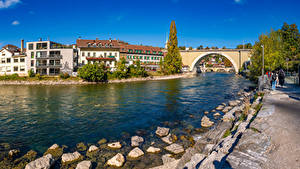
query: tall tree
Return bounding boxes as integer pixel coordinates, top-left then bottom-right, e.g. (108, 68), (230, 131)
(163, 21), (182, 74)
(280, 23), (300, 60)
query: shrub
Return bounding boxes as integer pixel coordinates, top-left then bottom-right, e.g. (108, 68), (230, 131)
(59, 72), (70, 79)
(78, 63), (108, 82)
(36, 73), (43, 80)
(28, 69), (35, 77)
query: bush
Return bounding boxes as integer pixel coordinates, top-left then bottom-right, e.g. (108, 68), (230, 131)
(36, 73), (43, 80)
(28, 69), (35, 77)
(78, 63), (108, 82)
(59, 72), (70, 79)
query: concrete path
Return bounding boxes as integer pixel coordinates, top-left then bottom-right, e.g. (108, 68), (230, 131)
(262, 85), (300, 169)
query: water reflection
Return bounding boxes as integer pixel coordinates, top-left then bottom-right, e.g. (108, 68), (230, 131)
(0, 73), (252, 153)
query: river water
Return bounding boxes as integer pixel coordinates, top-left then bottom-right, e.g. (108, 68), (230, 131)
(0, 73), (253, 154)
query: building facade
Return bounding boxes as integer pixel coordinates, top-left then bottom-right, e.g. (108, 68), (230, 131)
(119, 44), (164, 71)
(76, 39), (122, 70)
(26, 40), (77, 76)
(77, 38), (164, 71)
(0, 44), (27, 76)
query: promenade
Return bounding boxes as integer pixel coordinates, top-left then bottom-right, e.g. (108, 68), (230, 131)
(226, 84), (300, 169)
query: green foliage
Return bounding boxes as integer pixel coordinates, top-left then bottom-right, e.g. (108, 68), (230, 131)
(78, 63), (108, 82)
(249, 23), (300, 80)
(197, 45), (204, 50)
(179, 46), (186, 50)
(59, 72), (70, 79)
(236, 43), (252, 49)
(28, 69), (35, 77)
(112, 57), (129, 79)
(223, 129), (231, 138)
(162, 21), (182, 75)
(128, 60), (148, 78)
(36, 73), (43, 80)
(0, 73), (23, 80)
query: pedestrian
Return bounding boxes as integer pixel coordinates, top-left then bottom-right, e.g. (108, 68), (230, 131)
(271, 71), (277, 90)
(276, 71), (279, 87)
(278, 69), (285, 87)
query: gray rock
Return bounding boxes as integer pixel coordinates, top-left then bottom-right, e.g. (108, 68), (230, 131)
(61, 151), (81, 163)
(25, 154), (54, 169)
(88, 145), (98, 152)
(107, 153), (125, 167)
(165, 143), (184, 154)
(131, 136), (144, 147)
(201, 115), (214, 127)
(216, 105), (224, 111)
(146, 146), (161, 153)
(107, 142), (122, 149)
(76, 160), (92, 169)
(156, 127), (170, 137)
(128, 147), (144, 158)
(48, 144), (59, 150)
(161, 134), (174, 144)
(162, 154), (176, 164)
(8, 149), (20, 157)
(184, 153), (206, 169)
(229, 100), (238, 107)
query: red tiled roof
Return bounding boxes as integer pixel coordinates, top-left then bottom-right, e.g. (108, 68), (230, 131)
(76, 39), (163, 54)
(86, 57), (115, 60)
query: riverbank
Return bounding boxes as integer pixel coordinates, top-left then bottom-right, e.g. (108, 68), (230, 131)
(0, 73), (195, 85)
(0, 86), (257, 169)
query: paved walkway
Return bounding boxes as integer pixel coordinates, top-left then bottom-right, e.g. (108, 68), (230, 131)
(262, 84), (300, 169)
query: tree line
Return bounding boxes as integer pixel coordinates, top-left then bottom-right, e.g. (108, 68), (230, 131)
(247, 22), (300, 81)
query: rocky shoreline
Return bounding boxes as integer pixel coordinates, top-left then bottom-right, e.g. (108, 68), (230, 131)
(0, 73), (195, 86)
(0, 87), (261, 169)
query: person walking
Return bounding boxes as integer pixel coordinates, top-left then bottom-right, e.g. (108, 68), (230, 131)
(278, 69), (285, 87)
(271, 71), (277, 90)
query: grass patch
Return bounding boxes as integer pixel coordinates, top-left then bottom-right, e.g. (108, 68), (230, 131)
(250, 127), (261, 133)
(239, 113), (247, 122)
(222, 129), (231, 138)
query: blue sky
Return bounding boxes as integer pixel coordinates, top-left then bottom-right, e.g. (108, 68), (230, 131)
(0, 0), (299, 48)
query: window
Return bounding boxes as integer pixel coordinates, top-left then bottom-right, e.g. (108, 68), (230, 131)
(104, 53), (107, 57)
(87, 52), (90, 57)
(7, 58), (11, 63)
(109, 53), (112, 56)
(14, 59), (18, 63)
(20, 58), (25, 62)
(1, 59), (5, 63)
(93, 52), (96, 57)
(31, 52), (34, 58)
(14, 66), (18, 72)
(31, 60), (34, 67)
(20, 66), (25, 72)
(140, 56), (142, 59)
(6, 66), (11, 72)
(144, 56), (147, 59)
(28, 44), (33, 50)
(36, 43), (47, 50)
(36, 51), (47, 58)
(115, 53), (117, 57)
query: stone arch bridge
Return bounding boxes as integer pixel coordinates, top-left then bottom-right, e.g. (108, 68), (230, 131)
(180, 49), (252, 73)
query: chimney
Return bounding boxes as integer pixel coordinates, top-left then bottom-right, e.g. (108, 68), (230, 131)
(21, 39), (24, 53)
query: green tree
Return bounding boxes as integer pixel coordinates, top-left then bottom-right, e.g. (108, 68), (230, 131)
(113, 57), (128, 79)
(78, 63), (108, 82)
(179, 46), (186, 50)
(197, 45), (204, 50)
(188, 46), (193, 50)
(163, 21), (182, 74)
(128, 60), (148, 77)
(280, 23), (300, 60)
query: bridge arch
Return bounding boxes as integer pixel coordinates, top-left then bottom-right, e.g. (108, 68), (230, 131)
(190, 52), (239, 73)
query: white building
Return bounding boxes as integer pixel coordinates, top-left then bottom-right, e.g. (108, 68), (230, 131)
(26, 40), (77, 76)
(76, 39), (120, 70)
(0, 43), (27, 76)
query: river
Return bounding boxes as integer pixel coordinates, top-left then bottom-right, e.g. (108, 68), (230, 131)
(0, 73), (253, 154)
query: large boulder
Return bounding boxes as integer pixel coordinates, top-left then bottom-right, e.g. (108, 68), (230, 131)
(25, 154), (54, 169)
(76, 160), (92, 169)
(201, 116), (214, 127)
(165, 143), (184, 154)
(128, 147), (144, 158)
(61, 151), (81, 163)
(48, 144), (59, 150)
(107, 153), (125, 167)
(107, 142), (122, 149)
(161, 134), (174, 144)
(216, 105), (224, 111)
(131, 136), (144, 147)
(155, 127), (170, 137)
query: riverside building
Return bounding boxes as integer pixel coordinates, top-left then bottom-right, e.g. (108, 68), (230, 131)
(0, 41), (27, 76)
(77, 38), (164, 71)
(26, 40), (77, 76)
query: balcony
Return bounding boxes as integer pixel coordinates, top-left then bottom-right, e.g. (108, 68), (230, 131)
(36, 55), (63, 59)
(36, 64), (62, 68)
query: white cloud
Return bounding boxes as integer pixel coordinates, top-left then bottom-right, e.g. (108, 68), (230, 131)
(12, 20), (19, 25)
(0, 0), (21, 9)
